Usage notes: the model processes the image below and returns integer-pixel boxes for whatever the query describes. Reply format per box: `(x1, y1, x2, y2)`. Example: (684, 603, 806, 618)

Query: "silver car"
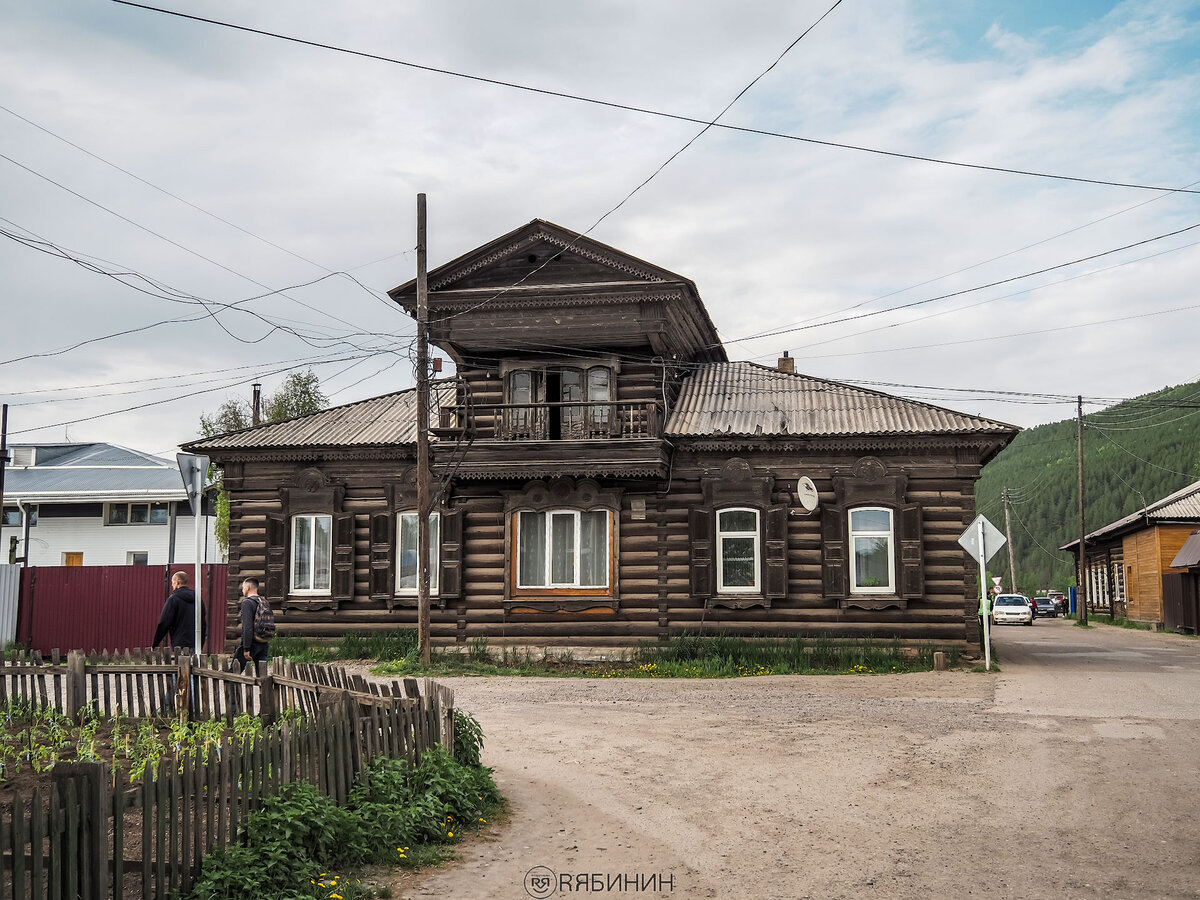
(991, 594, 1033, 626)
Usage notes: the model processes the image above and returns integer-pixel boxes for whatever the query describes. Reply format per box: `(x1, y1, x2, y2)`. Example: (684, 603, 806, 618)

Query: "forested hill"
(976, 381, 1200, 596)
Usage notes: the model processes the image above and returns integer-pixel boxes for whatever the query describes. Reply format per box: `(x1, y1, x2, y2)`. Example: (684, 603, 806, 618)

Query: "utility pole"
(416, 194, 432, 666)
(0, 404, 8, 517)
(1002, 487, 1017, 593)
(1077, 395, 1088, 625)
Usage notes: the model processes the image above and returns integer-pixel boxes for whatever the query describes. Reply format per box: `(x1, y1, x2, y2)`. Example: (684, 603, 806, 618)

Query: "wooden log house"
(186, 220, 1018, 650)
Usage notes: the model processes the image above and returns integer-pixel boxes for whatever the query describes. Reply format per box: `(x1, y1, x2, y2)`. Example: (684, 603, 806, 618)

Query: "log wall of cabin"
(220, 442, 982, 650)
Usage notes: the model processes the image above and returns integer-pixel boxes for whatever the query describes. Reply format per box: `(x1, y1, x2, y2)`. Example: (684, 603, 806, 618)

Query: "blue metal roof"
(2, 443, 187, 503)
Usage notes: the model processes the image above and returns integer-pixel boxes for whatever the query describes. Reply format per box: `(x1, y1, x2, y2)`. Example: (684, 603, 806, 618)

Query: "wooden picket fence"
(0, 651, 456, 899)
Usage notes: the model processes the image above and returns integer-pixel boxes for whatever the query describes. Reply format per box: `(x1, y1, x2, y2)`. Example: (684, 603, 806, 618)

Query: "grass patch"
(1087, 614, 1155, 631)
(274, 630, 419, 664)
(365, 634, 962, 679)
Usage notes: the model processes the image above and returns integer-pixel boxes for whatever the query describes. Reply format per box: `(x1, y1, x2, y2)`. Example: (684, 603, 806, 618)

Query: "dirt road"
(397, 621, 1200, 900)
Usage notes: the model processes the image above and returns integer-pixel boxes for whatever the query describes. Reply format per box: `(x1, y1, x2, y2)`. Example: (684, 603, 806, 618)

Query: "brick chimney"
(778, 351, 794, 374)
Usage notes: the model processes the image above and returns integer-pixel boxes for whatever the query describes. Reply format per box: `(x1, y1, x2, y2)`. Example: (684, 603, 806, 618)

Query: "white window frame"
(2, 505, 35, 528)
(716, 507, 761, 594)
(127, 551, 149, 566)
(848, 506, 895, 595)
(291, 514, 333, 595)
(105, 502, 169, 526)
(395, 511, 441, 596)
(515, 509, 611, 590)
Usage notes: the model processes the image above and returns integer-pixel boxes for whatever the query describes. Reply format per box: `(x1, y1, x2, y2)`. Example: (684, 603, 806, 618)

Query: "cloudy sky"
(2, 0, 1198, 458)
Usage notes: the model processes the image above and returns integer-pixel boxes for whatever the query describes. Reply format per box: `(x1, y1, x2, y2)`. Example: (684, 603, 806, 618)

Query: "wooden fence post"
(259, 663, 276, 727)
(66, 650, 86, 724)
(177, 655, 191, 724)
(52, 762, 107, 900)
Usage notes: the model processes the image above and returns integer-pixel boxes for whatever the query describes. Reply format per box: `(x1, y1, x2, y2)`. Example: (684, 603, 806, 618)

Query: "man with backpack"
(235, 576, 275, 673)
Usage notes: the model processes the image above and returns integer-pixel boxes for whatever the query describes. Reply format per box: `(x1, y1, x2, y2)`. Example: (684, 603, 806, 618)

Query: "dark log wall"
(220, 441, 982, 650)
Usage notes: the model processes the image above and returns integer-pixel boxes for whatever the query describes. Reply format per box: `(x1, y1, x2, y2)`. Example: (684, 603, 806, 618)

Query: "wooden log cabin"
(185, 219, 1018, 651)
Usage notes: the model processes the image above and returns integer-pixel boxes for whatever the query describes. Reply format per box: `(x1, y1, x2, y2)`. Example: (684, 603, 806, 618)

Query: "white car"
(991, 594, 1033, 626)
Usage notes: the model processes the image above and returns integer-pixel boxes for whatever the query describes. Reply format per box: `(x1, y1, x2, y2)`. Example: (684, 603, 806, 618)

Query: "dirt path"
(387, 623, 1200, 899)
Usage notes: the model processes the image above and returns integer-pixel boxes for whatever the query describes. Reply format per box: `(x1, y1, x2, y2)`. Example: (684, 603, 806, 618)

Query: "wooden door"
(63, 552, 83, 567)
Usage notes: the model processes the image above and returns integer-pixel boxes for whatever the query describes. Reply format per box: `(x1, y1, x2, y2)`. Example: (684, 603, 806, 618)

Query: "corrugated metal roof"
(187, 384, 457, 450)
(4, 443, 187, 502)
(1170, 531, 1200, 568)
(665, 362, 1018, 438)
(1070, 479, 1200, 546)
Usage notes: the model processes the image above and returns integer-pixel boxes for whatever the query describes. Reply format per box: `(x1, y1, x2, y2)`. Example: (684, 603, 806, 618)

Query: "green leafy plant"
(453, 710, 485, 768)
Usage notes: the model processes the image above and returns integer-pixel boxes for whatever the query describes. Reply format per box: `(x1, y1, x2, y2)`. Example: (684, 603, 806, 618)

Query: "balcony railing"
(437, 400, 663, 441)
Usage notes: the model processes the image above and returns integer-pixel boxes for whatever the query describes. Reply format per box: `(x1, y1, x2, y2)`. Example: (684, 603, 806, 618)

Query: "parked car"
(1047, 590, 1066, 614)
(992, 594, 1034, 626)
(1033, 596, 1057, 618)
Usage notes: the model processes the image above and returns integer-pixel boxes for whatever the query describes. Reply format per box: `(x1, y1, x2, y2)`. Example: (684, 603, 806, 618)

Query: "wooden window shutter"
(689, 507, 713, 599)
(369, 511, 393, 600)
(265, 514, 288, 601)
(332, 513, 355, 601)
(898, 503, 925, 599)
(821, 507, 847, 599)
(764, 504, 789, 600)
(439, 508, 464, 600)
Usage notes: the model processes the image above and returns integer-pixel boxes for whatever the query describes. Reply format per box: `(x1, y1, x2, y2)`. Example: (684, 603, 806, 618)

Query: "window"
(127, 551, 149, 566)
(396, 512, 441, 595)
(503, 364, 615, 440)
(717, 508, 760, 593)
(106, 502, 169, 525)
(2, 506, 34, 527)
(291, 514, 333, 594)
(849, 507, 894, 594)
(516, 509, 609, 589)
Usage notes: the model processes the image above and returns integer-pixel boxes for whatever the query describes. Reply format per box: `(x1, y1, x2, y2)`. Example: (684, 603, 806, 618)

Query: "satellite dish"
(796, 476, 819, 512)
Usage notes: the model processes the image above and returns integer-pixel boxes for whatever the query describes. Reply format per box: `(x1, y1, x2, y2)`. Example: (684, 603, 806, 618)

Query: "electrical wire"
(109, 0, 1200, 196)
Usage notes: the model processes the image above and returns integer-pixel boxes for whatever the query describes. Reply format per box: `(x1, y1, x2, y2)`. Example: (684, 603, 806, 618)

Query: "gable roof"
(391, 218, 702, 296)
(1062, 478, 1200, 550)
(3, 443, 187, 503)
(185, 383, 457, 451)
(666, 362, 1018, 441)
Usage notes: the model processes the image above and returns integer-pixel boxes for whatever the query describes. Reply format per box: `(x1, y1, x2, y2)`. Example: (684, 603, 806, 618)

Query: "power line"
(723, 220, 1200, 347)
(0, 152, 406, 347)
(109, 0, 1200, 196)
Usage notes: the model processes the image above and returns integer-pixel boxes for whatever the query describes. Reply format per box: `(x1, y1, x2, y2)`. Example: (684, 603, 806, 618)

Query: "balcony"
(436, 400, 663, 442)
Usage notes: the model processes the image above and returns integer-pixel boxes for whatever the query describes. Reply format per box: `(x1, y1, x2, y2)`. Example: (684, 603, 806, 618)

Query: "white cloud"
(0, 0, 1197, 450)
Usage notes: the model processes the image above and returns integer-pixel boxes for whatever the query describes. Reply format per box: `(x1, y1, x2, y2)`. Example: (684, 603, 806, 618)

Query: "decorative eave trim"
(451, 465, 665, 480)
(431, 230, 667, 290)
(673, 435, 1006, 453)
(429, 288, 685, 313)
(205, 448, 417, 464)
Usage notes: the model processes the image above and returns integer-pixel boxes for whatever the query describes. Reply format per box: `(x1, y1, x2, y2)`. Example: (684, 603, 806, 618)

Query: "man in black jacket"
(152, 571, 207, 652)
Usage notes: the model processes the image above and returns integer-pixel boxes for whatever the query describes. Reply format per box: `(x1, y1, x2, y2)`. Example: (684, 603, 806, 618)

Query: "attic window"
(527, 254, 538, 264)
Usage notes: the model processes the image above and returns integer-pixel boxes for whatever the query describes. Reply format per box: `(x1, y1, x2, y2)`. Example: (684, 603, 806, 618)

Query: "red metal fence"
(14, 565, 228, 654)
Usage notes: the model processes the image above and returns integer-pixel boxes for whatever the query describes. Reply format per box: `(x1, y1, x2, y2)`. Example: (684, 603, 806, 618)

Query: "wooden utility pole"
(1077, 395, 1088, 625)
(0, 404, 8, 515)
(416, 194, 432, 665)
(1002, 487, 1017, 593)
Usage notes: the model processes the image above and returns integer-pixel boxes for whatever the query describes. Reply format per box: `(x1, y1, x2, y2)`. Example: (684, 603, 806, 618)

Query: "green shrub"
(188, 842, 318, 900)
(453, 710, 485, 768)
(246, 781, 367, 869)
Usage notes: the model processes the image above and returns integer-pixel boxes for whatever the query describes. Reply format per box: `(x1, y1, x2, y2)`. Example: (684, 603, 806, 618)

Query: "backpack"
(252, 595, 277, 642)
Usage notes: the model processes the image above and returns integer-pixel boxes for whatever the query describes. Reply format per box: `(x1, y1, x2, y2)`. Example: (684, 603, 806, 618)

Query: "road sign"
(958, 514, 1006, 561)
(176, 453, 209, 517)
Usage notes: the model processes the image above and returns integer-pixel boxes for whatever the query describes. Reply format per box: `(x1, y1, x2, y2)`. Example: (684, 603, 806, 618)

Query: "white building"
(1, 443, 219, 567)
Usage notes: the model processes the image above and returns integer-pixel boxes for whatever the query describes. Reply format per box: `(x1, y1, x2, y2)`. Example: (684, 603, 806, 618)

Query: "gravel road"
(392, 620, 1200, 900)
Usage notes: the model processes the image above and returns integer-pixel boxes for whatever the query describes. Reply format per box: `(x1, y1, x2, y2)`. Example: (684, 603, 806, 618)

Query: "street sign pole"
(177, 453, 210, 658)
(193, 465, 203, 657)
(958, 514, 1005, 673)
(979, 518, 992, 671)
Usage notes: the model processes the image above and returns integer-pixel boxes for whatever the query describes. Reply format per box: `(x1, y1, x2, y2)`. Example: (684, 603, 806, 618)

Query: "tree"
(199, 370, 329, 553)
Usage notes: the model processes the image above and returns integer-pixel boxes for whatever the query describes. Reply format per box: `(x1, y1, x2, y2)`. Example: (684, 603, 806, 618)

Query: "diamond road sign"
(958, 514, 1006, 562)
